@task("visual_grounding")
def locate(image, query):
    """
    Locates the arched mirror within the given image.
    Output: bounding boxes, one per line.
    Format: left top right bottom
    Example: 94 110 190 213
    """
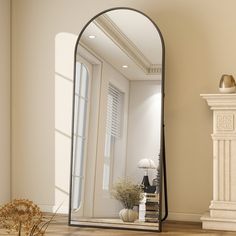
69 7 165 232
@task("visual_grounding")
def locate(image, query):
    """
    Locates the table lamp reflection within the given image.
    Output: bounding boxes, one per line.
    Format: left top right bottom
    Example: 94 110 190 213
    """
138 158 157 192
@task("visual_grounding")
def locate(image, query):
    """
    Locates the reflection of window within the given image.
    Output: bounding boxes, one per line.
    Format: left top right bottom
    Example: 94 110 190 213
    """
72 62 89 210
103 84 123 191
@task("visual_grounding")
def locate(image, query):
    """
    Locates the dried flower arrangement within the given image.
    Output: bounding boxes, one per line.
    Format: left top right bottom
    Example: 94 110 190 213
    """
111 178 143 209
0 199 56 236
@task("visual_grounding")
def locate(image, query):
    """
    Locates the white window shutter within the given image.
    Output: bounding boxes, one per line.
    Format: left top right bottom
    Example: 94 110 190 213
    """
106 83 123 138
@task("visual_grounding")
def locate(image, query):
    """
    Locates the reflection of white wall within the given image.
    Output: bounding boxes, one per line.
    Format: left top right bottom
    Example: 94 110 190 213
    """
0 0 10 204
126 81 161 184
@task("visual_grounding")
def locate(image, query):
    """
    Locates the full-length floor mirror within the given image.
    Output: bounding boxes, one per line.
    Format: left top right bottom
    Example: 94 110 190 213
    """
69 7 165 231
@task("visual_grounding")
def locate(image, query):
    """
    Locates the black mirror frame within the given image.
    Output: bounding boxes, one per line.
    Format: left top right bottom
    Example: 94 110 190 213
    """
68 6 166 232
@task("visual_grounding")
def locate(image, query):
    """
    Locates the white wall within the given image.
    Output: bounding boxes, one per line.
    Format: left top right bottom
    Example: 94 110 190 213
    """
126 81 161 184
11 0 236 221
0 0 11 204
54 33 77 212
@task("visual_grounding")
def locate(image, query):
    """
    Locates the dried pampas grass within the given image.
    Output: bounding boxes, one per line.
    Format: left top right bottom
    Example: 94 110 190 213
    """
111 178 143 209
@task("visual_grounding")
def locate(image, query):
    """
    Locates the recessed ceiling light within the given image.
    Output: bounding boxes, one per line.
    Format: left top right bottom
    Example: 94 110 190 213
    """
88 35 96 39
122 65 128 68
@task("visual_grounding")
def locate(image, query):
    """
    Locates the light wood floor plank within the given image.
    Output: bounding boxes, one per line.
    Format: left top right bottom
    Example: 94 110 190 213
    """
1 216 236 235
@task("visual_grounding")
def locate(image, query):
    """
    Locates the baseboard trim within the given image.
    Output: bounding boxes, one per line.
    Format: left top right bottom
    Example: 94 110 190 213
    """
38 204 69 214
38 204 53 212
167 212 201 222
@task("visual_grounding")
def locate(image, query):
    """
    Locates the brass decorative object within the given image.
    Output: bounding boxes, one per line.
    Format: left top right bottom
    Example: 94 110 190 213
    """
0 199 56 236
219 74 236 93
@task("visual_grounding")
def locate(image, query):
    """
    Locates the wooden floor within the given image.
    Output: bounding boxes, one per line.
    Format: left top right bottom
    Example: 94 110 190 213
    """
42 221 236 235
1 217 236 235
50 221 236 235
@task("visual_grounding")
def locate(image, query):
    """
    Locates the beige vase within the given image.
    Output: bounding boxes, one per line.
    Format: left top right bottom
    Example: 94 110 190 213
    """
119 208 138 222
219 74 236 93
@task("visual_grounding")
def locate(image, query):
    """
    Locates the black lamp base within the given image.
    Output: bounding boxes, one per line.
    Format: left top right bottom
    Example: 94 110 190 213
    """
141 175 156 193
141 175 150 187
142 176 150 193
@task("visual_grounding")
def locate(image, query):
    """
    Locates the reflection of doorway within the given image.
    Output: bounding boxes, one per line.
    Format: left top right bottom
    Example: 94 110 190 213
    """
71 57 92 217
93 67 130 218
103 84 124 192
94 83 125 217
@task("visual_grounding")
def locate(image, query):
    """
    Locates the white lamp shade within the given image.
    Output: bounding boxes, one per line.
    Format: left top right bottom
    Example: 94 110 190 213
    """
137 158 157 169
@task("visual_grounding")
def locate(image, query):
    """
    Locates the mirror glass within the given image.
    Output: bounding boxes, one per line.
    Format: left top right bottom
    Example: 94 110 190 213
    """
69 8 164 231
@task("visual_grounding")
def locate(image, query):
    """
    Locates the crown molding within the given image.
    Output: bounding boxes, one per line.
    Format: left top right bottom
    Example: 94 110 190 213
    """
93 14 161 75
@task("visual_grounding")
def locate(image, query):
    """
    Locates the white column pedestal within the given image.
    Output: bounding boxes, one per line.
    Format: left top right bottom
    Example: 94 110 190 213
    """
201 94 236 231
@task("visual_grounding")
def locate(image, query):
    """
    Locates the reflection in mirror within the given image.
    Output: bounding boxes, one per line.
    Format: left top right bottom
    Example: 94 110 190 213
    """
69 8 164 231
